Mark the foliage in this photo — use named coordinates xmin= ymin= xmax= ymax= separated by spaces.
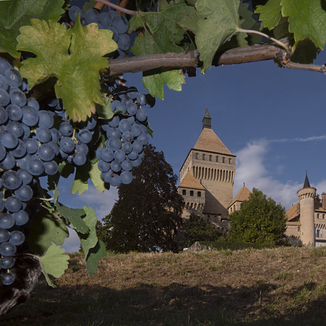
xmin=97 ymin=144 xmax=184 ymax=253
xmin=178 ymin=213 xmax=222 ymax=249
xmin=229 ymin=188 xmax=287 ymax=244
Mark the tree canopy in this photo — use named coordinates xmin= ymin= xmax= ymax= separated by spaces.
xmin=229 ymin=188 xmax=287 ymax=244
xmin=97 ymin=144 xmax=184 ymax=253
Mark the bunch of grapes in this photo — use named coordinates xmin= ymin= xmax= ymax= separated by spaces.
xmin=68 ymin=6 xmax=130 ymax=58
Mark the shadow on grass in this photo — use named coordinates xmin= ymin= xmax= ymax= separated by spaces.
xmin=1 ymin=279 xmax=326 ymax=326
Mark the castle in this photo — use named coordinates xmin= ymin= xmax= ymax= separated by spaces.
xmin=177 ymin=109 xmax=250 ymax=232
xmin=285 ymin=174 xmax=326 ymax=247
xmin=177 ymin=110 xmax=325 ymax=246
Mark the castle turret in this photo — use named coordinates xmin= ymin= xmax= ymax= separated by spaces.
xmin=297 ymin=172 xmax=316 ymax=245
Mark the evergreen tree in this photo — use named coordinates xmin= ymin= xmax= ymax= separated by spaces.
xmin=229 ymin=188 xmax=287 ymax=244
xmin=98 ymin=144 xmax=184 ymax=253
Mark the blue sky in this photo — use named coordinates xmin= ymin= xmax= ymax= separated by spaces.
xmin=59 ymin=49 xmax=326 ymax=252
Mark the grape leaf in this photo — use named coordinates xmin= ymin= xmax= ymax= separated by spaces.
xmin=85 ymin=240 xmax=106 ymax=276
xmin=26 ymin=206 xmax=69 ymax=255
xmin=281 ymin=0 xmax=326 ymax=49
xmin=39 ymin=244 xmax=69 ymax=287
xmin=17 ymin=17 xmax=118 ymax=122
xmin=255 ymin=0 xmax=282 ymax=30
xmin=0 ymin=0 xmax=65 ymax=57
xmin=130 ymin=0 xmax=191 ymax=98
xmin=56 ymin=203 xmax=89 ymax=234
xmin=142 ymin=69 xmax=185 ymax=100
xmin=78 ymin=206 xmax=98 ymax=259
xmin=71 ymin=161 xmax=105 ymax=195
xmin=195 ymin=0 xmax=241 ymax=71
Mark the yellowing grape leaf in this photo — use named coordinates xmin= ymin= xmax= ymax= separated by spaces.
xmin=0 ymin=0 xmax=65 ymax=57
xmin=17 ymin=17 xmax=118 ymax=122
xmin=281 ymin=0 xmax=326 ymax=49
xmin=195 ymin=0 xmax=241 ymax=71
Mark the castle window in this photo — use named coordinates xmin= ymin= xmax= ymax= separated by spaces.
xmin=195 ymin=153 xmax=198 ymax=159
xmin=182 ymin=190 xmax=186 ymax=196
xmin=190 ymin=190 xmax=194 ymax=196
xmin=323 ymin=214 xmax=325 ymax=219
xmin=222 ymin=157 xmax=225 ymax=163
xmin=216 ymin=156 xmax=218 ymax=162
xmin=317 ymin=214 xmax=320 ymax=219
xmin=209 ymin=155 xmax=212 ymax=161
xmin=197 ymin=191 xmax=201 ymax=197
xmin=298 ymin=226 xmax=300 ymax=232
xmin=229 ymin=158 xmax=232 ymax=164
xmin=317 ymin=229 xmax=320 ymax=237
xmin=202 ymin=154 xmax=205 ymax=160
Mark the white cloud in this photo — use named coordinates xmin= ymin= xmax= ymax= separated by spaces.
xmin=233 ymin=139 xmax=300 ymax=210
xmin=62 ymin=229 xmax=80 ymax=253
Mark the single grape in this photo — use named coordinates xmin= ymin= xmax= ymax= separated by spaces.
xmin=97 ymin=160 xmax=111 ymax=172
xmin=0 ymin=229 xmax=9 ymax=243
xmin=69 ymin=6 xmax=82 ymax=22
xmin=5 ymin=196 xmax=22 ymax=213
xmin=6 ymin=121 xmax=24 ymax=138
xmin=78 ymin=128 xmax=92 ymax=144
xmin=27 ymin=98 xmax=40 ymax=111
xmin=4 ymin=68 xmax=22 ymax=87
xmin=37 ymin=143 xmax=55 ymax=162
xmin=118 ymin=119 xmax=131 ymax=133
xmin=9 ymin=230 xmax=25 ymax=246
xmin=0 ymin=213 xmax=15 ymax=230
xmin=76 ymin=143 xmax=89 ymax=155
xmin=1 ymin=272 xmax=15 ymax=285
xmin=59 ymin=121 xmax=73 ymax=137
xmin=112 ymin=15 xmax=129 ymax=34
xmin=14 ymin=184 xmax=33 ymax=202
xmin=36 ymin=126 xmax=52 ymax=143
xmin=22 ymin=106 xmax=39 ymax=126
xmin=122 ymin=142 xmax=132 ymax=155
xmin=2 ymin=171 xmax=22 ymax=190
xmin=120 ymin=171 xmax=133 ymax=184
xmin=44 ymin=161 xmax=58 ymax=175
xmin=17 ymin=169 xmax=33 ymax=185
xmin=11 ymin=139 xmax=27 ymax=158
xmin=24 ymin=138 xmax=38 ymax=154
xmin=6 ymin=104 xmax=22 ymax=121
xmin=101 ymin=148 xmax=114 ymax=163
xmin=108 ymin=116 xmax=120 ymax=128
xmin=0 ymin=152 xmax=16 ymax=170
xmin=12 ymin=210 xmax=29 ymax=226
xmin=111 ymin=160 xmax=121 ymax=173
xmin=121 ymin=158 xmax=133 ymax=172
xmin=0 ymin=256 xmax=15 ymax=269
xmin=0 ymin=58 xmax=12 ymax=75
xmin=38 ymin=110 xmax=54 ymax=128
xmin=114 ymin=150 xmax=126 ymax=163
xmin=10 ymin=89 xmax=26 ymax=107
xmin=27 ymin=158 xmax=45 ymax=176
xmin=73 ymin=152 xmax=87 ymax=166
xmin=60 ymin=137 xmax=75 ymax=154
xmin=84 ymin=8 xmax=99 ymax=24
xmin=107 ymin=137 xmax=121 ymax=151
xmin=136 ymin=108 xmax=147 ymax=122
xmin=117 ymin=34 xmax=131 ymax=51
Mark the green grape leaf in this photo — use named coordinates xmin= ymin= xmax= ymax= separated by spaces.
xmin=281 ymin=0 xmax=326 ymax=49
xmin=78 ymin=206 xmax=98 ymax=259
xmin=39 ymin=244 xmax=69 ymax=287
xmin=255 ymin=0 xmax=282 ymax=30
xmin=195 ymin=0 xmax=241 ymax=71
xmin=142 ymin=69 xmax=185 ymax=100
xmin=85 ymin=240 xmax=106 ymax=276
xmin=17 ymin=17 xmax=118 ymax=122
xmin=96 ymin=96 xmax=114 ymax=120
xmin=82 ymin=0 xmax=97 ymax=14
xmin=58 ymin=161 xmax=75 ymax=178
xmin=273 ymin=16 xmax=289 ymax=39
xmin=71 ymin=161 xmax=105 ymax=195
xmin=291 ymin=39 xmax=320 ymax=64
xmin=56 ymin=203 xmax=89 ymax=234
xmin=130 ymin=0 xmax=191 ymax=98
xmin=26 ymin=206 xmax=69 ymax=255
xmin=0 ymin=0 xmax=65 ymax=57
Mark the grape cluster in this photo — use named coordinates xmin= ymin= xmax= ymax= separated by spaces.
xmin=69 ymin=6 xmax=130 ymax=58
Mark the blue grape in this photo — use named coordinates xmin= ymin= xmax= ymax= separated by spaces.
xmin=0 ymin=256 xmax=15 ymax=269
xmin=27 ymin=158 xmax=45 ymax=176
xmin=37 ymin=143 xmax=55 ymax=161
xmin=13 ymin=210 xmax=29 ymax=226
xmin=60 ymin=137 xmax=75 ymax=154
xmin=44 ymin=161 xmax=58 ymax=175
xmin=112 ymin=15 xmax=129 ymax=34
xmin=0 ymin=229 xmax=9 ymax=243
xmin=101 ymin=148 xmax=114 ymax=163
xmin=133 ymin=140 xmax=143 ymax=153
xmin=0 ymin=152 xmax=16 ymax=170
xmin=111 ymin=160 xmax=121 ymax=173
xmin=73 ymin=152 xmax=87 ymax=166
xmin=121 ymin=159 xmax=133 ymax=172
xmin=0 ymin=89 xmax=10 ymax=107
xmin=36 ymin=126 xmax=52 ymax=143
xmin=6 ymin=104 xmax=22 ymax=121
xmin=10 ymin=89 xmax=26 ymax=107
xmin=11 ymin=139 xmax=27 ymax=158
xmin=136 ymin=108 xmax=147 ymax=122
xmin=2 ymin=171 xmax=22 ymax=190
xmin=9 ymin=230 xmax=25 ymax=246
xmin=1 ymin=272 xmax=15 ymax=285
xmin=5 ymin=196 xmax=22 ymax=212
xmin=108 ymin=115 xmax=120 ymax=128
xmin=122 ymin=142 xmax=132 ymax=154
xmin=69 ymin=6 xmax=82 ymax=22
xmin=114 ymin=150 xmax=126 ymax=163
xmin=137 ymin=93 xmax=147 ymax=106
xmin=98 ymin=160 xmax=111 ymax=172
xmin=22 ymin=106 xmax=39 ymax=126
xmin=131 ymin=124 xmax=142 ymax=137
xmin=120 ymin=171 xmax=133 ymax=184
xmin=0 ymin=213 xmax=15 ymax=229
xmin=119 ymin=119 xmax=131 ymax=133
xmin=117 ymin=34 xmax=131 ymax=51
xmin=84 ymin=8 xmax=99 ymax=24
xmin=59 ymin=121 xmax=73 ymax=137
xmin=0 ymin=58 xmax=12 ymax=75
xmin=6 ymin=121 xmax=24 ymax=138
xmin=17 ymin=169 xmax=33 ymax=185
xmin=78 ymin=128 xmax=92 ymax=144
xmin=107 ymin=137 xmax=121 ymax=151
xmin=126 ymin=102 xmax=137 ymax=115
xmin=0 ymin=242 xmax=16 ymax=256
xmin=5 ymin=68 xmax=22 ymax=87
xmin=0 ymin=106 xmax=8 ymax=124
xmin=76 ymin=143 xmax=88 ymax=155
xmin=27 ymin=98 xmax=39 ymax=111
xmin=24 ymin=138 xmax=38 ymax=154
xmin=38 ymin=110 xmax=54 ymax=128
xmin=14 ymin=184 xmax=33 ymax=202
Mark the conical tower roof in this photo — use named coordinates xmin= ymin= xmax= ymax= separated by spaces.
xmin=303 ymin=172 xmax=310 ymax=188
xmin=179 ymin=172 xmax=205 ymax=190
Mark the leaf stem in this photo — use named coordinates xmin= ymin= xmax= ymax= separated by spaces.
xmin=94 ymin=0 xmax=138 ymax=16
xmin=237 ymin=28 xmax=289 ymax=53
xmin=39 ymin=197 xmax=54 ymax=202
xmin=40 ymin=204 xmax=73 ymax=230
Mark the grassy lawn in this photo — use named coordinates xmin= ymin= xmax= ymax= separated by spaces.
xmin=2 ymin=246 xmax=326 ymax=325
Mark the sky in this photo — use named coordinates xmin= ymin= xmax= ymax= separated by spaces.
xmin=57 ymin=1 xmax=326 ymax=252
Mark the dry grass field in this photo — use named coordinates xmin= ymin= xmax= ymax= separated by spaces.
xmin=2 ymin=246 xmax=326 ymax=325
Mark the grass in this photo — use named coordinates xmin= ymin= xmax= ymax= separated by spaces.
xmin=2 ymin=246 xmax=326 ymax=325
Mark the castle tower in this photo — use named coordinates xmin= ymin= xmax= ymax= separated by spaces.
xmin=297 ymin=173 xmax=316 ymax=246
xmin=178 ymin=109 xmax=236 ymax=220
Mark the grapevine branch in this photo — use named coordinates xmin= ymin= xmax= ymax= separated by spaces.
xmin=107 ymin=38 xmax=326 ymax=76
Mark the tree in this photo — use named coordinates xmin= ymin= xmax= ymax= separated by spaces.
xmin=1 ymin=0 xmax=326 ymax=313
xmin=178 ymin=213 xmax=222 ymax=249
xmin=97 ymin=144 xmax=184 ymax=253
xmin=229 ymin=188 xmax=287 ymax=245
